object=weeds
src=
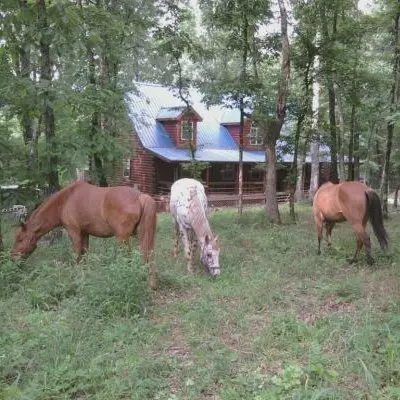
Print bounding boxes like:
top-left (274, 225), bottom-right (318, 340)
top-left (0, 205), bottom-right (399, 399)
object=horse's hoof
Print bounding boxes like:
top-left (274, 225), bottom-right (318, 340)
top-left (149, 278), bottom-right (157, 290)
top-left (367, 257), bottom-right (375, 266)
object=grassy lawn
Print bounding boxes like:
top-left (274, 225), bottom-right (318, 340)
top-left (1, 204), bottom-right (399, 399)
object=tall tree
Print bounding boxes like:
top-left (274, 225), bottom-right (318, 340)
top-left (309, 57), bottom-right (320, 198)
top-left (381, 1), bottom-right (400, 216)
top-left (319, 1), bottom-right (339, 184)
top-left (37, 0), bottom-right (59, 192)
top-left (261, 0), bottom-right (290, 222)
top-left (198, 0), bottom-right (271, 216)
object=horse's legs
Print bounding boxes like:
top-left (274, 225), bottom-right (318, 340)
top-left (181, 228), bottom-right (193, 273)
top-left (189, 231), bottom-right (197, 271)
top-left (173, 222), bottom-right (180, 258)
top-left (351, 222), bottom-right (374, 265)
top-left (81, 233), bottom-right (89, 256)
top-left (326, 222), bottom-right (335, 248)
top-left (67, 228), bottom-right (84, 263)
top-left (115, 234), bottom-right (132, 253)
top-left (314, 214), bottom-right (323, 255)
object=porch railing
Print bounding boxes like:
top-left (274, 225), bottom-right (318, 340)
top-left (156, 180), bottom-right (265, 195)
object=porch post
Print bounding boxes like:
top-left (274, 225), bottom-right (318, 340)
top-left (235, 164), bottom-right (239, 194)
top-left (174, 164), bottom-right (179, 181)
top-left (205, 166), bottom-right (210, 194)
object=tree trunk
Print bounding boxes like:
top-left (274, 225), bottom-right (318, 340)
top-left (0, 210), bottom-right (3, 253)
top-left (19, 47), bottom-right (33, 146)
top-left (264, 0), bottom-right (290, 223)
top-left (353, 115), bottom-right (360, 180)
top-left (348, 102), bottom-right (356, 181)
top-left (381, 4), bottom-right (399, 217)
top-left (289, 113), bottom-right (304, 220)
top-left (28, 118), bottom-right (39, 171)
top-left (295, 145), bottom-right (306, 200)
top-left (238, 100), bottom-right (244, 216)
top-left (0, 221), bottom-right (3, 254)
top-left (309, 52), bottom-right (320, 198)
top-left (88, 46), bottom-right (108, 186)
top-left (238, 6), bottom-right (249, 217)
top-left (321, 4), bottom-right (339, 184)
top-left (394, 184), bottom-right (399, 209)
top-left (335, 85), bottom-right (346, 182)
top-left (327, 79), bottom-right (339, 183)
top-left (265, 144), bottom-right (280, 222)
top-left (38, 0), bottom-right (59, 192)
top-left (17, 0), bottom-right (34, 149)
top-left (363, 123), bottom-right (375, 185)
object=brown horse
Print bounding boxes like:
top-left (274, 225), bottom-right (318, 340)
top-left (313, 181), bottom-right (388, 264)
top-left (10, 181), bottom-right (157, 289)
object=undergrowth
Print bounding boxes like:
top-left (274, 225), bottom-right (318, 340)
top-left (0, 205), bottom-right (399, 399)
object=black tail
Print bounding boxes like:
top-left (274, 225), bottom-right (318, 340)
top-left (366, 189), bottom-right (389, 251)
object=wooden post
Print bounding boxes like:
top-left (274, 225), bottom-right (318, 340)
top-left (205, 166), bottom-right (210, 194)
top-left (235, 164), bottom-right (239, 195)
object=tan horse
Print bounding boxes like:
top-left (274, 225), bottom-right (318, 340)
top-left (313, 181), bottom-right (388, 264)
top-left (11, 181), bottom-right (157, 289)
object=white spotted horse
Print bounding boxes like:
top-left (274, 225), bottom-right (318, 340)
top-left (170, 178), bottom-right (220, 276)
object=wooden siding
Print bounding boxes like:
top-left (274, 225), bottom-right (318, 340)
top-left (131, 133), bottom-right (155, 195)
top-left (222, 120), bottom-right (264, 151)
top-left (160, 119), bottom-right (198, 148)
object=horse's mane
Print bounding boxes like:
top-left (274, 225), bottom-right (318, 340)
top-left (26, 181), bottom-right (86, 223)
top-left (188, 187), bottom-right (212, 240)
top-left (26, 200), bottom-right (44, 220)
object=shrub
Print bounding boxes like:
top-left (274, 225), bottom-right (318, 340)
top-left (80, 249), bottom-right (152, 319)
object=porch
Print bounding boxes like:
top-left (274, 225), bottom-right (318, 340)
top-left (154, 159), bottom-right (291, 195)
top-left (153, 159), bottom-right (297, 210)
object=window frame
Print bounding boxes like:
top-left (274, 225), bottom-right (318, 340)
top-left (123, 158), bottom-right (131, 179)
top-left (180, 120), bottom-right (194, 141)
top-left (248, 122), bottom-right (263, 146)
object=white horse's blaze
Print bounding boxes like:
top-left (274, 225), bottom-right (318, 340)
top-left (170, 178), bottom-right (220, 276)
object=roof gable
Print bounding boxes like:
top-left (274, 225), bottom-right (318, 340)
top-left (156, 106), bottom-right (203, 121)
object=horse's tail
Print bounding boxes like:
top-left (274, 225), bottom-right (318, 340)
top-left (366, 189), bottom-right (389, 251)
top-left (138, 194), bottom-right (157, 264)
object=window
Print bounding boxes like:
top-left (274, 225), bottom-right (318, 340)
top-left (181, 120), bottom-right (194, 141)
top-left (249, 122), bottom-right (263, 145)
top-left (220, 163), bottom-right (235, 181)
top-left (123, 158), bottom-right (131, 179)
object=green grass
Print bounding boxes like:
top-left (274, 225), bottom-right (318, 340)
top-left (1, 204), bottom-right (400, 399)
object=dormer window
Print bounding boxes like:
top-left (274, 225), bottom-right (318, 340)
top-left (123, 158), bottom-right (131, 179)
top-left (181, 120), bottom-right (194, 141)
top-left (249, 122), bottom-right (263, 145)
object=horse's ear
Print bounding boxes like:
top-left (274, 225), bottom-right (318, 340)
top-left (213, 235), bottom-right (219, 243)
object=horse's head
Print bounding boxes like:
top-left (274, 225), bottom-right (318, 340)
top-left (200, 234), bottom-right (220, 277)
top-left (10, 223), bottom-right (38, 261)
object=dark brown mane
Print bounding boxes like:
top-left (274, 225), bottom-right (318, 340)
top-left (25, 181), bottom-right (86, 223)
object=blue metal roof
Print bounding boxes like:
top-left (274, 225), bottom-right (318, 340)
top-left (156, 106), bottom-right (186, 120)
top-left (147, 148), bottom-right (265, 163)
top-left (220, 109), bottom-right (241, 124)
top-left (126, 83), bottom-right (259, 162)
top-left (126, 83), bottom-right (330, 163)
